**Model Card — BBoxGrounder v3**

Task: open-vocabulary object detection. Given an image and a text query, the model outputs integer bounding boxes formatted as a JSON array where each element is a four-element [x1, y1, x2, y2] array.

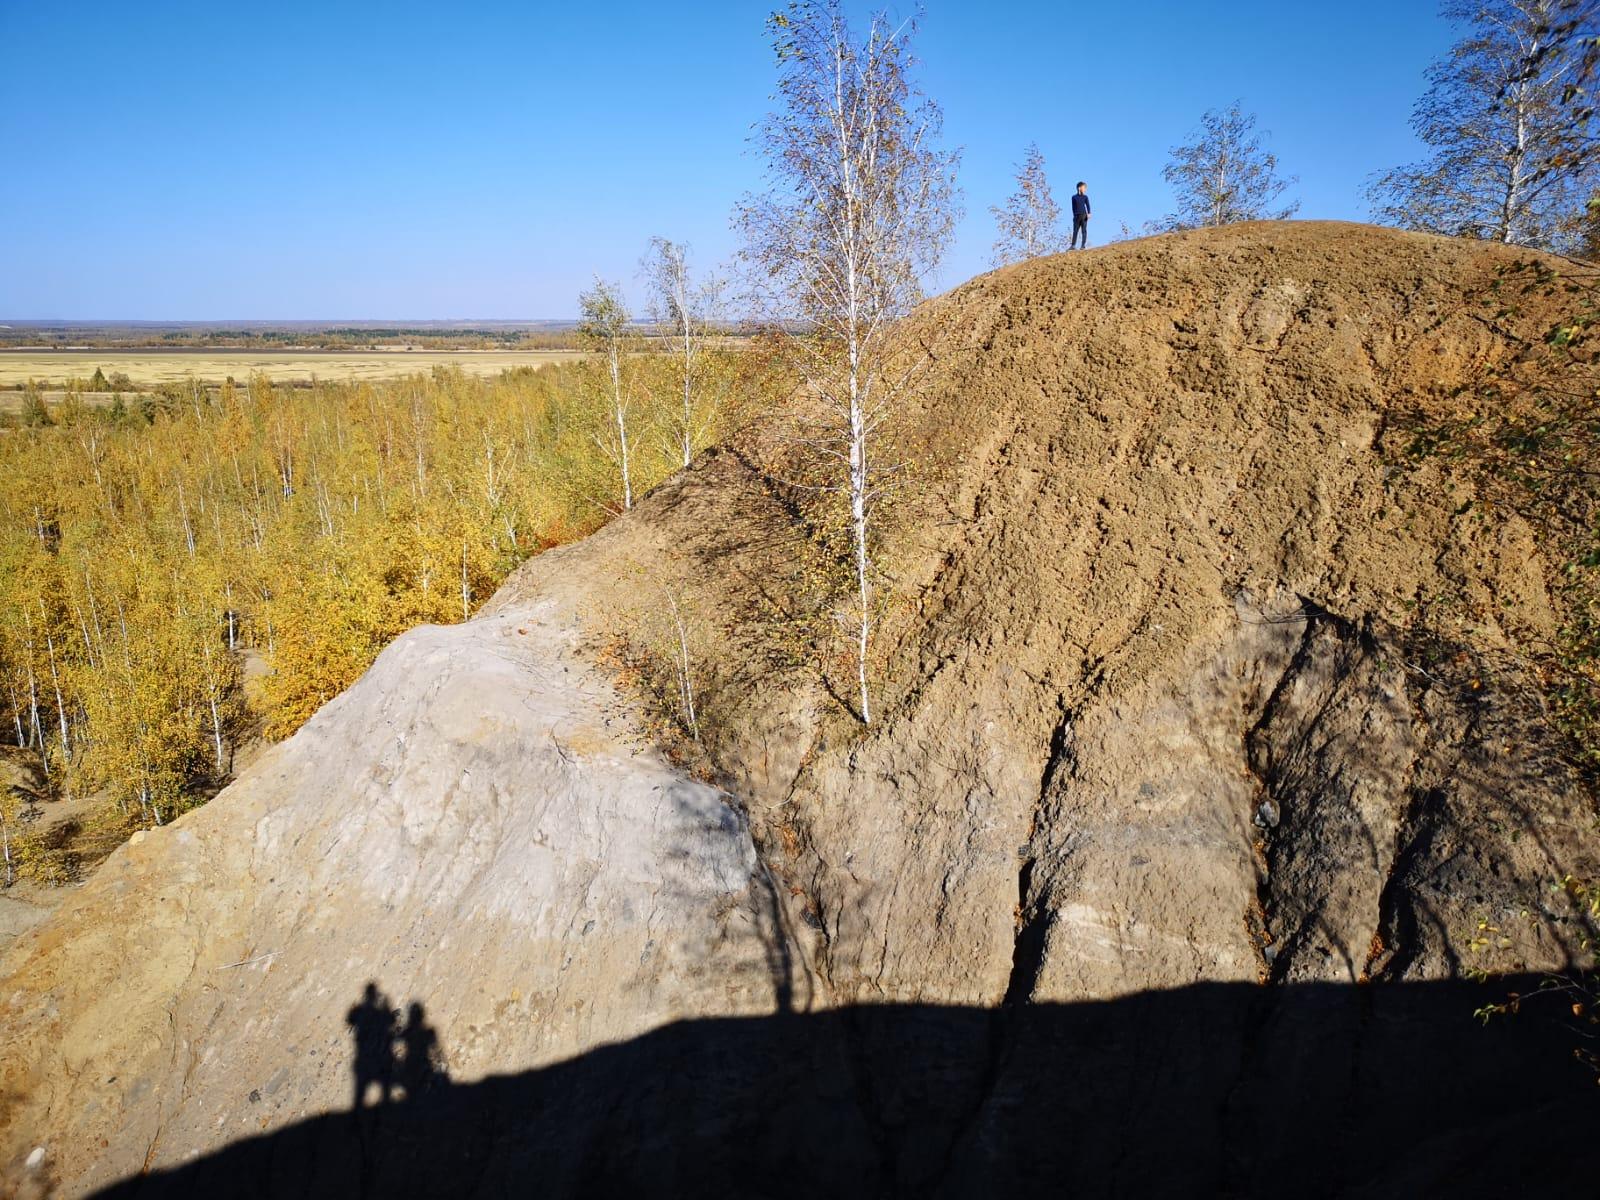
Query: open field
[[0, 347, 584, 389]]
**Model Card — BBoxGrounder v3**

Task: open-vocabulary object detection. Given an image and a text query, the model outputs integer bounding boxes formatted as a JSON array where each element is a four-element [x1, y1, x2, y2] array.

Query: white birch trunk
[[1, 806, 12, 887], [610, 343, 633, 511], [662, 587, 700, 742], [6, 678, 24, 747], [681, 307, 695, 469], [210, 691, 225, 776], [45, 623, 68, 757]]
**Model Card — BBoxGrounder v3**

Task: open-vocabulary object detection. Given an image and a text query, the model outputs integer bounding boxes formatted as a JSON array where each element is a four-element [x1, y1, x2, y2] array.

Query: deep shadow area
[[95, 977, 1596, 1199]]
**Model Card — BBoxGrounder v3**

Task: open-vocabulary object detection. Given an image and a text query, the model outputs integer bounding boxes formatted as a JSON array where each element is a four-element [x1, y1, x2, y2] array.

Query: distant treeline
[[1, 328, 585, 352], [0, 324, 767, 353], [152, 328, 583, 350]]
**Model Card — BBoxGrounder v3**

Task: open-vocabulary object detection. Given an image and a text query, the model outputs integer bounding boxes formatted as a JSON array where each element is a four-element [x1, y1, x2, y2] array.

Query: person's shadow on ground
[[397, 1001, 449, 1100], [346, 985, 449, 1110], [344, 983, 398, 1109]]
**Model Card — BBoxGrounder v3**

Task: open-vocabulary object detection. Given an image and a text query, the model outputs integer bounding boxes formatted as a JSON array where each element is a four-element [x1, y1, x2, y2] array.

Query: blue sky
[[0, 1, 1455, 319]]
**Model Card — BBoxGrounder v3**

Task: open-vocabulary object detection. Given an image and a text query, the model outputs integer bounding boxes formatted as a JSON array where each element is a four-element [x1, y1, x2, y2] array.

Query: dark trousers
[[1072, 215, 1089, 249]]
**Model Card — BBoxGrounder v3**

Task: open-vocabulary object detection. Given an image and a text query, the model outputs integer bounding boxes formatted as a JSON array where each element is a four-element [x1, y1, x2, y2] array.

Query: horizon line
[[0, 318, 587, 326]]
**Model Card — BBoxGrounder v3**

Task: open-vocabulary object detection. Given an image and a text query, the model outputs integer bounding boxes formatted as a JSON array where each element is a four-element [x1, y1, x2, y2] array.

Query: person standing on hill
[[1071, 182, 1091, 249]]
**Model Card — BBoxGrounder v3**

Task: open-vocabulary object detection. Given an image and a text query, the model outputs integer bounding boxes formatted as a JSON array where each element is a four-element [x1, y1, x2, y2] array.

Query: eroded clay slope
[[491, 221, 1598, 1009], [0, 602, 795, 1195]]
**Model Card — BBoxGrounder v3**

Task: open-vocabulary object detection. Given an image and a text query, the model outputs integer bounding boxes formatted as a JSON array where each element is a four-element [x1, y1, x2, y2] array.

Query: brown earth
[[513, 219, 1599, 1004], [3, 222, 1598, 1198]]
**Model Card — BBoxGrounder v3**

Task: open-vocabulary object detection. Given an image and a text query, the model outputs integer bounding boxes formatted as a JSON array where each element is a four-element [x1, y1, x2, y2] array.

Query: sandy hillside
[[508, 220, 1598, 1005]]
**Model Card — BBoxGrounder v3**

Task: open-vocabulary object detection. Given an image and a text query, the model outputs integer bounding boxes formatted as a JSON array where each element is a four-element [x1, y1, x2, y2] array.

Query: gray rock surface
[[1, 602, 793, 1196]]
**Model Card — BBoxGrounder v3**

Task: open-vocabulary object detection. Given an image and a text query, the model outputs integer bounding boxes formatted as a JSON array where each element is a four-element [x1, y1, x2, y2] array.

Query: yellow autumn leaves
[[0, 348, 773, 852]]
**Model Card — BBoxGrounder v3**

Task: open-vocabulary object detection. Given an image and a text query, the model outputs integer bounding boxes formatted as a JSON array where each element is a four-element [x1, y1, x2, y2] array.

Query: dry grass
[[0, 348, 583, 391]]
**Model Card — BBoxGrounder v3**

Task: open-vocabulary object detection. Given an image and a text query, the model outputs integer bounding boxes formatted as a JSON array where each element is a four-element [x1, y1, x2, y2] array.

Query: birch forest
[[0, 348, 773, 874]]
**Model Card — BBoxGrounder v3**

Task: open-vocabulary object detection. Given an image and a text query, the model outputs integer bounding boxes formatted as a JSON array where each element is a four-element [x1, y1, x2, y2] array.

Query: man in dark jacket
[[1071, 182, 1091, 249]]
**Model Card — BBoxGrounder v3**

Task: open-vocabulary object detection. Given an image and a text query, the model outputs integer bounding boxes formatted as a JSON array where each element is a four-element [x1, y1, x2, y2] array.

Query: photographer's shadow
[[345, 983, 450, 1111]]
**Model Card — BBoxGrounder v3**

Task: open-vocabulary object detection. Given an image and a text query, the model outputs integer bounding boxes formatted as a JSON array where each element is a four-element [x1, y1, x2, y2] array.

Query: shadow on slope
[[94, 976, 1596, 1199]]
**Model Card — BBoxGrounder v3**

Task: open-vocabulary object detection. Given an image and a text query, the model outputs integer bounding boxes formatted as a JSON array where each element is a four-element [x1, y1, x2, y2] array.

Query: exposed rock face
[[2, 223, 1597, 1196], [1, 604, 790, 1196]]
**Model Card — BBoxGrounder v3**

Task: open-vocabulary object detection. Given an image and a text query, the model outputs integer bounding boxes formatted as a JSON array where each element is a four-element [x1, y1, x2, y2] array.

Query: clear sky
[[0, 1, 1456, 319]]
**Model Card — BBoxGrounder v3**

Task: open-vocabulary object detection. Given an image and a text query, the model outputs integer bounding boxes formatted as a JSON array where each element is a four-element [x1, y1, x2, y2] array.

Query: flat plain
[[0, 348, 582, 391]]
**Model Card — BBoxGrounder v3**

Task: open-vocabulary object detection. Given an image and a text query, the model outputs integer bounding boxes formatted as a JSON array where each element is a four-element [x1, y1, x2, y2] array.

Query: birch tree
[[1369, 0, 1600, 248], [577, 278, 636, 512], [990, 143, 1067, 265], [0, 358, 791, 856], [1581, 195, 1600, 257], [1159, 103, 1298, 230], [641, 238, 727, 468], [737, 0, 960, 725]]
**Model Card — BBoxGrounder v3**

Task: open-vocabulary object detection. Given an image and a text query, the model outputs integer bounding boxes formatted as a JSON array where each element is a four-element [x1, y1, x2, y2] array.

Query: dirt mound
[[503, 220, 1598, 1006], [4, 222, 1598, 1196]]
